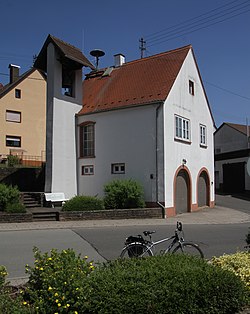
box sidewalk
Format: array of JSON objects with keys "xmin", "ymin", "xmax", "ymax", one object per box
[{"xmin": 0, "ymin": 205, "xmax": 249, "ymax": 232}]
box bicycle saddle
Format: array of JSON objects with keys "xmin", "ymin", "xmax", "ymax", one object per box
[{"xmin": 143, "ymin": 231, "xmax": 156, "ymax": 236}]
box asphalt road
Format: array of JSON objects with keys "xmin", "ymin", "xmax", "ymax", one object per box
[
  {"xmin": 0, "ymin": 222, "xmax": 248, "ymax": 283},
  {"xmin": 0, "ymin": 229, "xmax": 105, "ymax": 281},
  {"xmin": 73, "ymin": 222, "xmax": 249, "ymax": 261}
]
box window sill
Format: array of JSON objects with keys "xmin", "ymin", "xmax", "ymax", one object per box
[
  {"xmin": 174, "ymin": 138, "xmax": 191, "ymax": 145},
  {"xmin": 200, "ymin": 144, "xmax": 207, "ymax": 149},
  {"xmin": 79, "ymin": 156, "xmax": 96, "ymax": 159}
]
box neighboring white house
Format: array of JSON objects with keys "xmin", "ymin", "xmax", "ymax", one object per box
[
  {"xmin": 214, "ymin": 122, "xmax": 250, "ymax": 193},
  {"xmin": 78, "ymin": 45, "xmax": 216, "ymax": 216}
]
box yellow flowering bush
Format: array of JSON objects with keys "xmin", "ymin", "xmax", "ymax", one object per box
[
  {"xmin": 211, "ymin": 252, "xmax": 250, "ymax": 299},
  {"xmin": 0, "ymin": 265, "xmax": 7, "ymax": 288},
  {"xmin": 23, "ymin": 247, "xmax": 94, "ymax": 313}
]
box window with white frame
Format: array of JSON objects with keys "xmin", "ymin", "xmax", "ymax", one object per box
[
  {"xmin": 200, "ymin": 124, "xmax": 207, "ymax": 146},
  {"xmin": 82, "ymin": 165, "xmax": 94, "ymax": 175},
  {"xmin": 6, "ymin": 110, "xmax": 21, "ymax": 123},
  {"xmin": 175, "ymin": 115, "xmax": 190, "ymax": 141},
  {"xmin": 111, "ymin": 163, "xmax": 125, "ymax": 174}
]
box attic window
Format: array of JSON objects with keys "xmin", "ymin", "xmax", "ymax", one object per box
[
  {"xmin": 189, "ymin": 80, "xmax": 194, "ymax": 95},
  {"xmin": 15, "ymin": 89, "xmax": 21, "ymax": 98}
]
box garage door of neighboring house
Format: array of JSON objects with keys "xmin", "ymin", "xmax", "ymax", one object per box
[
  {"xmin": 198, "ymin": 171, "xmax": 209, "ymax": 207},
  {"xmin": 175, "ymin": 169, "xmax": 190, "ymax": 214},
  {"xmin": 223, "ymin": 162, "xmax": 245, "ymax": 193}
]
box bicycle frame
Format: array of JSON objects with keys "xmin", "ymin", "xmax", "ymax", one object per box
[{"xmin": 144, "ymin": 232, "xmax": 184, "ymax": 255}]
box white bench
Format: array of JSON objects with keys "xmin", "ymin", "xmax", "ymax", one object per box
[{"xmin": 44, "ymin": 192, "xmax": 69, "ymax": 208}]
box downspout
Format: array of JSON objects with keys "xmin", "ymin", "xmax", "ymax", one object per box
[{"xmin": 155, "ymin": 102, "xmax": 165, "ymax": 218}]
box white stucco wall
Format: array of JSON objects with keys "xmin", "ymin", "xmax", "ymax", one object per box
[
  {"xmin": 45, "ymin": 42, "xmax": 83, "ymax": 199},
  {"xmin": 164, "ymin": 50, "xmax": 215, "ymax": 208},
  {"xmin": 77, "ymin": 105, "xmax": 160, "ymax": 202},
  {"xmin": 51, "ymin": 98, "xmax": 81, "ymax": 198}
]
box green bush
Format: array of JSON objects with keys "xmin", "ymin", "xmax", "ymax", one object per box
[
  {"xmin": 0, "ymin": 291, "xmax": 31, "ymax": 314},
  {"xmin": 211, "ymin": 252, "xmax": 250, "ymax": 298},
  {"xmin": 62, "ymin": 195, "xmax": 104, "ymax": 211},
  {"xmin": 7, "ymin": 154, "xmax": 21, "ymax": 167},
  {"xmin": 0, "ymin": 265, "xmax": 30, "ymax": 313},
  {"xmin": 5, "ymin": 202, "xmax": 26, "ymax": 213},
  {"xmin": 103, "ymin": 179, "xmax": 145, "ymax": 209},
  {"xmin": 0, "ymin": 184, "xmax": 20, "ymax": 211},
  {"xmin": 83, "ymin": 255, "xmax": 247, "ymax": 314},
  {"xmin": 23, "ymin": 247, "xmax": 94, "ymax": 313}
]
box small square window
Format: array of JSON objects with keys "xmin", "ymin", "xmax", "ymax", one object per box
[
  {"xmin": 82, "ymin": 165, "xmax": 94, "ymax": 175},
  {"xmin": 189, "ymin": 80, "xmax": 194, "ymax": 95},
  {"xmin": 111, "ymin": 163, "xmax": 125, "ymax": 174},
  {"xmin": 15, "ymin": 89, "xmax": 21, "ymax": 99}
]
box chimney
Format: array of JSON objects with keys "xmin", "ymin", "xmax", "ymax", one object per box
[
  {"xmin": 114, "ymin": 54, "xmax": 125, "ymax": 67},
  {"xmin": 9, "ymin": 64, "xmax": 20, "ymax": 84}
]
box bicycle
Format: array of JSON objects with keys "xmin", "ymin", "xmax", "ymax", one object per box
[{"xmin": 120, "ymin": 221, "xmax": 204, "ymax": 258}]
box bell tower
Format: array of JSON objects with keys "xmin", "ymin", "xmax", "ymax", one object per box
[{"xmin": 34, "ymin": 34, "xmax": 94, "ymax": 198}]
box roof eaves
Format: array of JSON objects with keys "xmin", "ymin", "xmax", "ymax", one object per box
[{"xmin": 78, "ymin": 100, "xmax": 164, "ymax": 116}]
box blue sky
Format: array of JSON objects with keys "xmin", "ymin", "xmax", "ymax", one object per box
[{"xmin": 0, "ymin": 0, "xmax": 249, "ymax": 127}]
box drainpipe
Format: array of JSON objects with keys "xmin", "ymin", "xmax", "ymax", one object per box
[{"xmin": 155, "ymin": 102, "xmax": 165, "ymax": 218}]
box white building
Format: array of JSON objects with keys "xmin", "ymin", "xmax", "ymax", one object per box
[{"xmin": 78, "ymin": 45, "xmax": 216, "ymax": 216}]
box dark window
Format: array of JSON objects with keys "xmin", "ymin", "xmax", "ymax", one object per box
[
  {"xmin": 189, "ymin": 80, "xmax": 194, "ymax": 95},
  {"xmin": 62, "ymin": 66, "xmax": 75, "ymax": 97},
  {"xmin": 15, "ymin": 89, "xmax": 21, "ymax": 98},
  {"xmin": 6, "ymin": 135, "xmax": 21, "ymax": 147},
  {"xmin": 80, "ymin": 122, "xmax": 95, "ymax": 157}
]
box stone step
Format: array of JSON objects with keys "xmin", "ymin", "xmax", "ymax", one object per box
[
  {"xmin": 32, "ymin": 211, "xmax": 59, "ymax": 221},
  {"xmin": 22, "ymin": 193, "xmax": 43, "ymax": 208}
]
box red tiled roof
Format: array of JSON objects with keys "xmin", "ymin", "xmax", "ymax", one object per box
[
  {"xmin": 79, "ymin": 45, "xmax": 192, "ymax": 115},
  {"xmin": 225, "ymin": 122, "xmax": 250, "ymax": 136}
]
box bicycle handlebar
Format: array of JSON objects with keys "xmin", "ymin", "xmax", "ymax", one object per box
[{"xmin": 176, "ymin": 221, "xmax": 182, "ymax": 232}]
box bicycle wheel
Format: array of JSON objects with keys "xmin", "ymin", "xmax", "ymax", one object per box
[
  {"xmin": 172, "ymin": 242, "xmax": 204, "ymax": 258},
  {"xmin": 120, "ymin": 243, "xmax": 153, "ymax": 258}
]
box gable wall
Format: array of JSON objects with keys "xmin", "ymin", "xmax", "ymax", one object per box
[
  {"xmin": 164, "ymin": 50, "xmax": 215, "ymax": 208},
  {"xmin": 214, "ymin": 124, "xmax": 248, "ymax": 153},
  {"xmin": 0, "ymin": 71, "xmax": 46, "ymax": 158}
]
